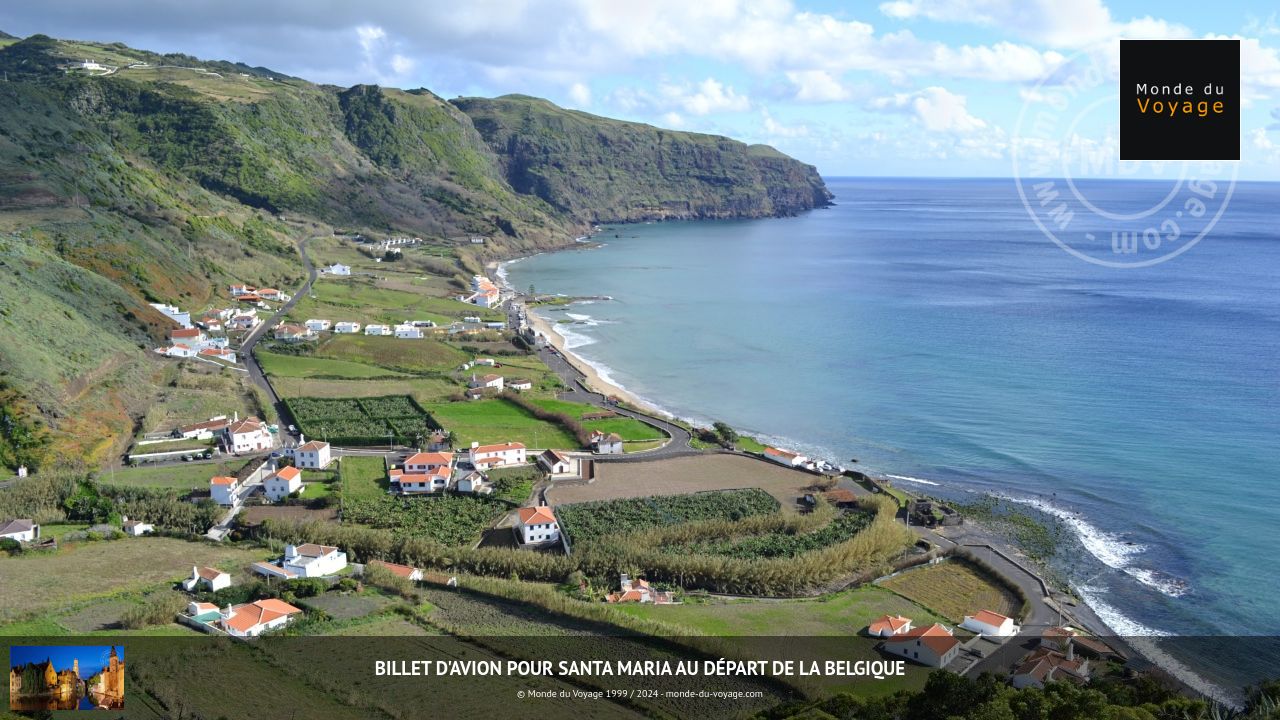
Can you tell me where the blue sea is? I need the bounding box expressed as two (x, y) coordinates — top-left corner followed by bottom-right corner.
(504, 177), (1280, 694)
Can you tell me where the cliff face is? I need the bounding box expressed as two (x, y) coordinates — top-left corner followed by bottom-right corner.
(453, 95), (833, 223)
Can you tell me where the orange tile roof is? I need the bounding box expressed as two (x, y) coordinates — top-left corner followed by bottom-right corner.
(868, 614), (912, 635)
(884, 623), (959, 655)
(222, 598), (302, 633)
(518, 506), (557, 525)
(210, 476), (237, 485)
(197, 567), (226, 580)
(273, 466), (301, 482)
(369, 559), (418, 578)
(765, 447), (799, 459)
(970, 609), (1012, 627)
(472, 441), (525, 454)
(404, 452), (452, 467)
(297, 440), (329, 451)
(293, 543), (337, 557)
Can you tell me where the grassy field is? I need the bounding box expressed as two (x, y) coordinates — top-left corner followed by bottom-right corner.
(258, 351), (408, 379)
(314, 334), (469, 373)
(550, 454), (820, 507)
(530, 398), (665, 440)
(0, 537), (270, 623)
(140, 362), (259, 435)
(285, 278), (504, 329)
(271, 376), (461, 404)
(98, 458), (252, 490)
(879, 559), (1022, 623)
(427, 399), (578, 448)
(321, 615), (438, 636)
(339, 456), (389, 501)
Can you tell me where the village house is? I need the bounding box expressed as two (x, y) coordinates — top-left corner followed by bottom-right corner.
(324, 263), (352, 276)
(960, 609), (1018, 637)
(590, 430), (624, 455)
(455, 470), (490, 494)
(606, 573), (676, 604)
(263, 466), (303, 501)
(304, 319), (331, 332)
(218, 598), (304, 638)
(199, 347), (238, 364)
(516, 505), (560, 545)
(150, 302), (192, 328)
(461, 275), (502, 307)
(209, 476), (241, 506)
(882, 623), (961, 668)
(764, 446), (808, 468)
(170, 327), (206, 348)
(273, 323), (314, 342)
(229, 312), (259, 332)
(394, 323), (424, 339)
(121, 516), (154, 536)
(223, 416), (272, 454)
(469, 373), (504, 390)
(0, 519), (39, 542)
(257, 288), (289, 302)
(229, 283), (257, 297)
(364, 323), (393, 336)
(426, 430), (450, 451)
(507, 378), (533, 391)
(1011, 642), (1091, 689)
(158, 345), (198, 359)
(409, 320), (436, 328)
(465, 387), (488, 401)
(867, 614), (914, 638)
(473, 358), (497, 367)
(367, 559), (423, 582)
(404, 451), (453, 474)
(468, 441), (526, 469)
(537, 449), (573, 474)
(334, 321), (361, 334)
(390, 451), (454, 494)
(182, 566), (232, 593)
(253, 543), (348, 579)
(292, 439), (332, 469)
(175, 417), (230, 440)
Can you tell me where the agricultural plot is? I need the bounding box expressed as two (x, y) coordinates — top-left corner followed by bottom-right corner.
(257, 351), (408, 379)
(272, 376), (460, 404)
(301, 592), (396, 621)
(553, 454), (822, 507)
(338, 455), (389, 501)
(342, 494), (507, 546)
(426, 398), (578, 448)
(314, 334), (468, 373)
(657, 509), (875, 559)
(555, 489), (780, 546)
(879, 559), (1022, 623)
(286, 394), (438, 445)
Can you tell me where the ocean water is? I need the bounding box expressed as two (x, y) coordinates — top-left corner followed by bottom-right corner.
(504, 177), (1280, 691)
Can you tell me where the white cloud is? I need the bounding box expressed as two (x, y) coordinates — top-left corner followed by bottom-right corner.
(612, 78), (750, 117)
(661, 111), (686, 128)
(761, 108), (809, 137)
(786, 70), (852, 101)
(1251, 127), (1274, 150)
(568, 81), (592, 107)
(871, 86), (987, 133)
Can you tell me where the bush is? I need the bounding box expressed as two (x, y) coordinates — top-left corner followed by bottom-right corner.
(0, 538), (21, 555)
(121, 593), (186, 629)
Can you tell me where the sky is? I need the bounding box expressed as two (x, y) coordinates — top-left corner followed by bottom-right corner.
(9, 645), (122, 678)
(4, 0), (1280, 179)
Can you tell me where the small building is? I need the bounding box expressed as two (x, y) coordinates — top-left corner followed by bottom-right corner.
(606, 573), (675, 604)
(1011, 642), (1091, 689)
(507, 378), (533, 391)
(254, 543), (347, 579)
(264, 466), (303, 501)
(589, 430), (624, 455)
(867, 614), (913, 638)
(209, 476), (242, 506)
(516, 505), (559, 545)
(174, 416), (229, 441)
(882, 623), (961, 668)
(404, 451), (453, 474)
(764, 446), (808, 468)
(960, 609), (1018, 637)
(273, 323), (315, 342)
(224, 416), (272, 454)
(537, 449), (572, 474)
(334, 321), (361, 334)
(473, 358), (497, 367)
(0, 519), (39, 543)
(170, 327), (206, 348)
(393, 470), (451, 494)
(364, 324), (392, 336)
(367, 559), (423, 582)
(182, 566), (232, 593)
(199, 347), (239, 364)
(121, 516), (154, 537)
(150, 302), (192, 328)
(158, 345), (198, 359)
(324, 263), (352, 276)
(219, 598), (303, 638)
(257, 288), (289, 301)
(394, 324), (424, 339)
(304, 319), (331, 332)
(292, 440), (332, 469)
(469, 373), (504, 390)
(455, 470), (490, 494)
(468, 441), (526, 469)
(229, 284), (257, 297)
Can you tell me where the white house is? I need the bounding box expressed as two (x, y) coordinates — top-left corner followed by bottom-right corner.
(404, 451), (453, 474)
(219, 598), (303, 638)
(158, 345), (198, 359)
(334, 321), (361, 334)
(606, 573), (675, 604)
(121, 516), (154, 536)
(224, 416), (272, 454)
(182, 566), (232, 593)
(960, 609), (1019, 637)
(263, 466), (303, 501)
(393, 470), (451, 494)
(516, 505), (559, 545)
(292, 440), (332, 469)
(367, 559), (423, 582)
(0, 519), (39, 543)
(507, 378), (533, 391)
(254, 543), (347, 579)
(1011, 643), (1091, 689)
(473, 358), (497, 367)
(364, 324), (392, 336)
(305, 319), (331, 332)
(209, 476), (241, 506)
(325, 263), (351, 276)
(468, 441), (526, 469)
(394, 324), (423, 339)
(764, 447), (808, 467)
(170, 327), (206, 348)
(455, 470), (490, 494)
(150, 303), (192, 328)
(469, 373), (504, 390)
(867, 614), (914, 638)
(537, 449), (573, 474)
(590, 431), (624, 455)
(882, 623), (962, 668)
(257, 288), (289, 302)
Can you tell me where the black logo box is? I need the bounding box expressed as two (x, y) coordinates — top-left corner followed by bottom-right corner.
(1120, 39), (1240, 161)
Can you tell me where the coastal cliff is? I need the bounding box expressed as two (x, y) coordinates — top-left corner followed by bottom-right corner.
(454, 95), (833, 222)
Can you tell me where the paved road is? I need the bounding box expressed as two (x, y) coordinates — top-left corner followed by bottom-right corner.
(240, 237), (318, 442)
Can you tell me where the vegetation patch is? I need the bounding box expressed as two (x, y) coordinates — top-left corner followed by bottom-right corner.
(879, 558), (1022, 623)
(342, 493), (508, 547)
(425, 398), (577, 448)
(556, 489), (780, 546)
(285, 394), (438, 446)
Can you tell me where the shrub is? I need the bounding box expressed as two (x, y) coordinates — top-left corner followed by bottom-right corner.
(121, 593), (186, 629)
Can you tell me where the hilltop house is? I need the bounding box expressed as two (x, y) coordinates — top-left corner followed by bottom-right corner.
(764, 447), (808, 468)
(263, 466), (303, 501)
(537, 449), (573, 474)
(223, 416), (272, 454)
(273, 323), (314, 342)
(960, 610), (1018, 637)
(469, 373), (504, 390)
(468, 441), (526, 469)
(324, 263), (351, 276)
(292, 440), (332, 469)
(334, 321), (361, 334)
(121, 516), (154, 536)
(229, 283), (256, 297)
(606, 574), (675, 604)
(157, 345), (198, 359)
(253, 543), (347, 579)
(170, 327), (206, 348)
(182, 566), (232, 593)
(304, 319), (331, 332)
(516, 505), (559, 545)
(209, 476), (241, 506)
(0, 519), (38, 542)
(867, 614), (914, 638)
(394, 324), (423, 339)
(882, 623), (961, 668)
(364, 324), (393, 336)
(200, 347), (238, 363)
(176, 417), (230, 440)
(218, 598), (304, 638)
(367, 559), (423, 582)
(589, 431), (624, 455)
(257, 288), (289, 302)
